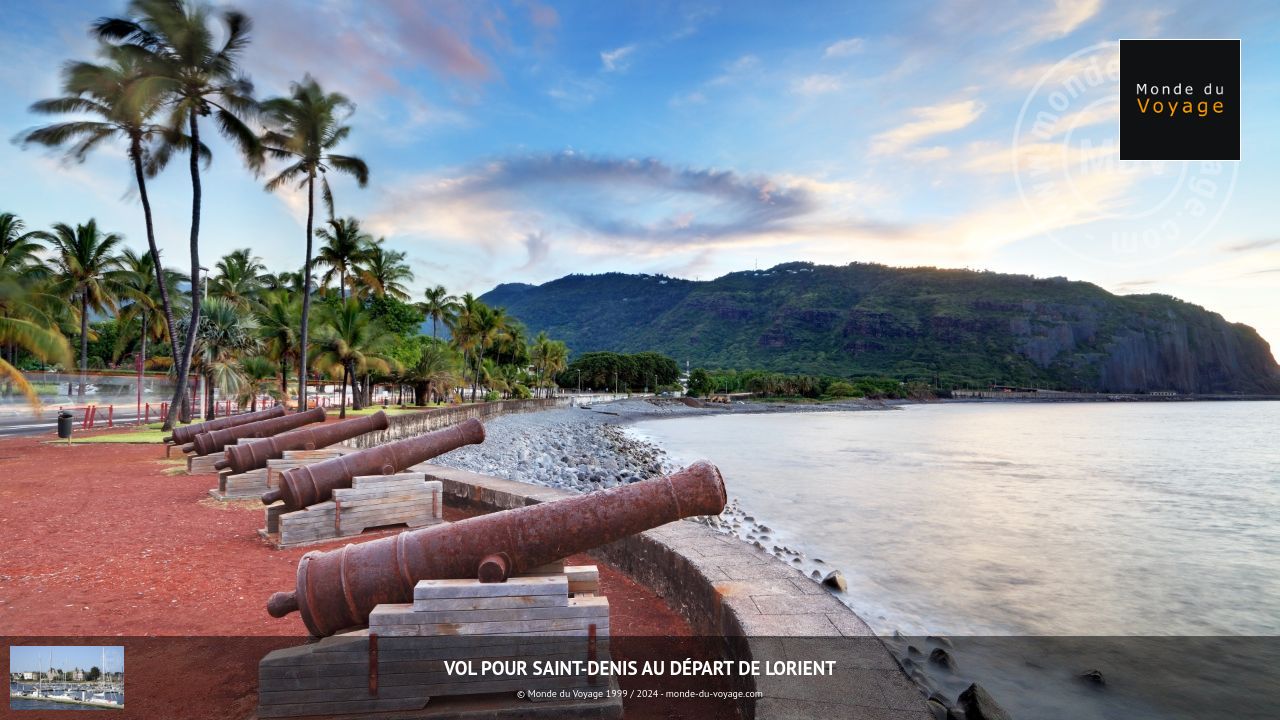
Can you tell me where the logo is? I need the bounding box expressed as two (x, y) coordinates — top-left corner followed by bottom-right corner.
(1120, 39), (1240, 161)
(1013, 42), (1238, 267)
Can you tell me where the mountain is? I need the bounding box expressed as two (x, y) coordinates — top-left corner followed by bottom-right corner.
(480, 262), (1280, 394)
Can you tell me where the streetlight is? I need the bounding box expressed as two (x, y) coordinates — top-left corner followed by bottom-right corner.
(199, 265), (210, 299)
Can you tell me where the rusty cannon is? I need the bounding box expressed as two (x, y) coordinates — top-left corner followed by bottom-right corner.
(164, 405), (285, 445)
(261, 418), (486, 510)
(214, 410), (391, 473)
(184, 406), (327, 456)
(267, 460), (726, 636)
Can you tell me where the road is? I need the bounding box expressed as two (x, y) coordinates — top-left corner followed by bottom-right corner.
(0, 405), (156, 439)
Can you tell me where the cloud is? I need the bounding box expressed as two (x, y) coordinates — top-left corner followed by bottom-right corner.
(870, 99), (985, 155)
(1221, 238), (1280, 253)
(791, 74), (842, 96)
(824, 37), (864, 58)
(600, 45), (636, 72)
(519, 231), (551, 270)
(1031, 0), (1103, 41)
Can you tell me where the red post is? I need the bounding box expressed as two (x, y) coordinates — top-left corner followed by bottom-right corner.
(108, 405), (114, 428)
(145, 402), (150, 424)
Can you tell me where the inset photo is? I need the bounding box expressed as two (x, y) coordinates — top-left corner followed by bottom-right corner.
(9, 646), (124, 711)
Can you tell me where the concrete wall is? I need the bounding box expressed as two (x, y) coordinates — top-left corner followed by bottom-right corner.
(415, 463), (930, 720)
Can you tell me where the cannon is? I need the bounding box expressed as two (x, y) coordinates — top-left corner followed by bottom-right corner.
(164, 405), (285, 445)
(261, 418), (485, 509)
(267, 460), (726, 636)
(214, 410), (391, 473)
(184, 406), (327, 456)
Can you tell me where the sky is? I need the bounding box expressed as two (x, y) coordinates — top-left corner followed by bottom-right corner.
(1, 0), (1278, 352)
(10, 645), (124, 674)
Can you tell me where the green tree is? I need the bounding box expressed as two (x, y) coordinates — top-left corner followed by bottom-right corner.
(687, 368), (713, 397)
(182, 296), (260, 419)
(255, 290), (299, 400)
(313, 217), (370, 301)
(20, 43), (197, 397)
(210, 248), (266, 308)
(259, 76), (369, 411)
(311, 298), (390, 418)
(112, 248), (184, 370)
(419, 285), (456, 341)
(237, 354), (282, 411)
(355, 238), (413, 301)
(95, 0), (262, 428)
(1, 213), (55, 374)
(0, 276), (72, 410)
(46, 219), (127, 398)
(407, 338), (461, 406)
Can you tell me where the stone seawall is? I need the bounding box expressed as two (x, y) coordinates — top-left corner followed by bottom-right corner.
(415, 462), (930, 720)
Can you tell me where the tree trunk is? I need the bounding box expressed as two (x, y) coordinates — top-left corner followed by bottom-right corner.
(205, 371), (215, 420)
(279, 356), (289, 400)
(298, 173), (315, 412)
(78, 293), (88, 399)
(349, 363), (361, 411)
(338, 363), (348, 420)
(339, 270), (345, 302)
(131, 136), (178, 430)
(165, 113), (204, 429)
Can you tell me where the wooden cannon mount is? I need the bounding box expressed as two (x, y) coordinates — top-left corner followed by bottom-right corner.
(208, 412), (391, 501)
(254, 564), (618, 719)
(253, 461), (726, 718)
(255, 419), (487, 548)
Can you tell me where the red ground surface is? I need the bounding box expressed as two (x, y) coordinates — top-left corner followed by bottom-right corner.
(1, 427), (730, 719)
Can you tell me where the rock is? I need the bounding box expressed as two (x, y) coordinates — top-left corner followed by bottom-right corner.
(821, 570), (847, 592)
(956, 683), (1010, 720)
(1078, 669), (1106, 687)
(811, 570), (822, 581)
(927, 635), (953, 648)
(945, 708), (968, 720)
(926, 699), (950, 720)
(907, 645), (923, 658)
(929, 648), (957, 671)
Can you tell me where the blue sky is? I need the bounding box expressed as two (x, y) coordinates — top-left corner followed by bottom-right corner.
(10, 645), (124, 674)
(2, 0), (1279, 352)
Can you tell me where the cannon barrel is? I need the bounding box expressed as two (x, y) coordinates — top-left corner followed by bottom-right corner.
(164, 405), (285, 444)
(184, 407), (327, 456)
(261, 418), (486, 509)
(214, 411), (391, 473)
(267, 460), (726, 636)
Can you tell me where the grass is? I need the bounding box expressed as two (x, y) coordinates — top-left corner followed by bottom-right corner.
(343, 405), (440, 416)
(50, 427), (169, 444)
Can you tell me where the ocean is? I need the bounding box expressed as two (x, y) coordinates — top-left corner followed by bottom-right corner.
(629, 401), (1280, 718)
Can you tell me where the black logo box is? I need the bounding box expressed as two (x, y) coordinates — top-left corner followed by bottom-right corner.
(1120, 39), (1240, 161)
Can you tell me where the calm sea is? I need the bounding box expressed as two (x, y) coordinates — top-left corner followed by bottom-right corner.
(630, 402), (1280, 718)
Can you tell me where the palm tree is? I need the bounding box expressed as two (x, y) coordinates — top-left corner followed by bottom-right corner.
(113, 248), (184, 374)
(355, 238), (413, 300)
(311, 298), (390, 419)
(21, 43), (204, 400)
(182, 296), (260, 419)
(256, 290), (299, 400)
(0, 276), (72, 411)
(530, 332), (569, 398)
(1, 213), (53, 370)
(46, 220), (127, 398)
(210, 248), (265, 308)
(313, 217), (371, 301)
(0, 213), (50, 278)
(409, 339), (461, 406)
(448, 293), (484, 401)
(259, 76), (369, 412)
(95, 0), (261, 429)
(237, 355), (281, 411)
(419, 285), (457, 341)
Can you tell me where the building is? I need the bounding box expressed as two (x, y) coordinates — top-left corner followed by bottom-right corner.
(73, 668), (85, 681)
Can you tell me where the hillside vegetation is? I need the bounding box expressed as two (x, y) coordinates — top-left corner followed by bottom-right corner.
(481, 262), (1280, 394)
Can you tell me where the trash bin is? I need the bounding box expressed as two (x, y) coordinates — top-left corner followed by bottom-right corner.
(57, 411), (74, 439)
